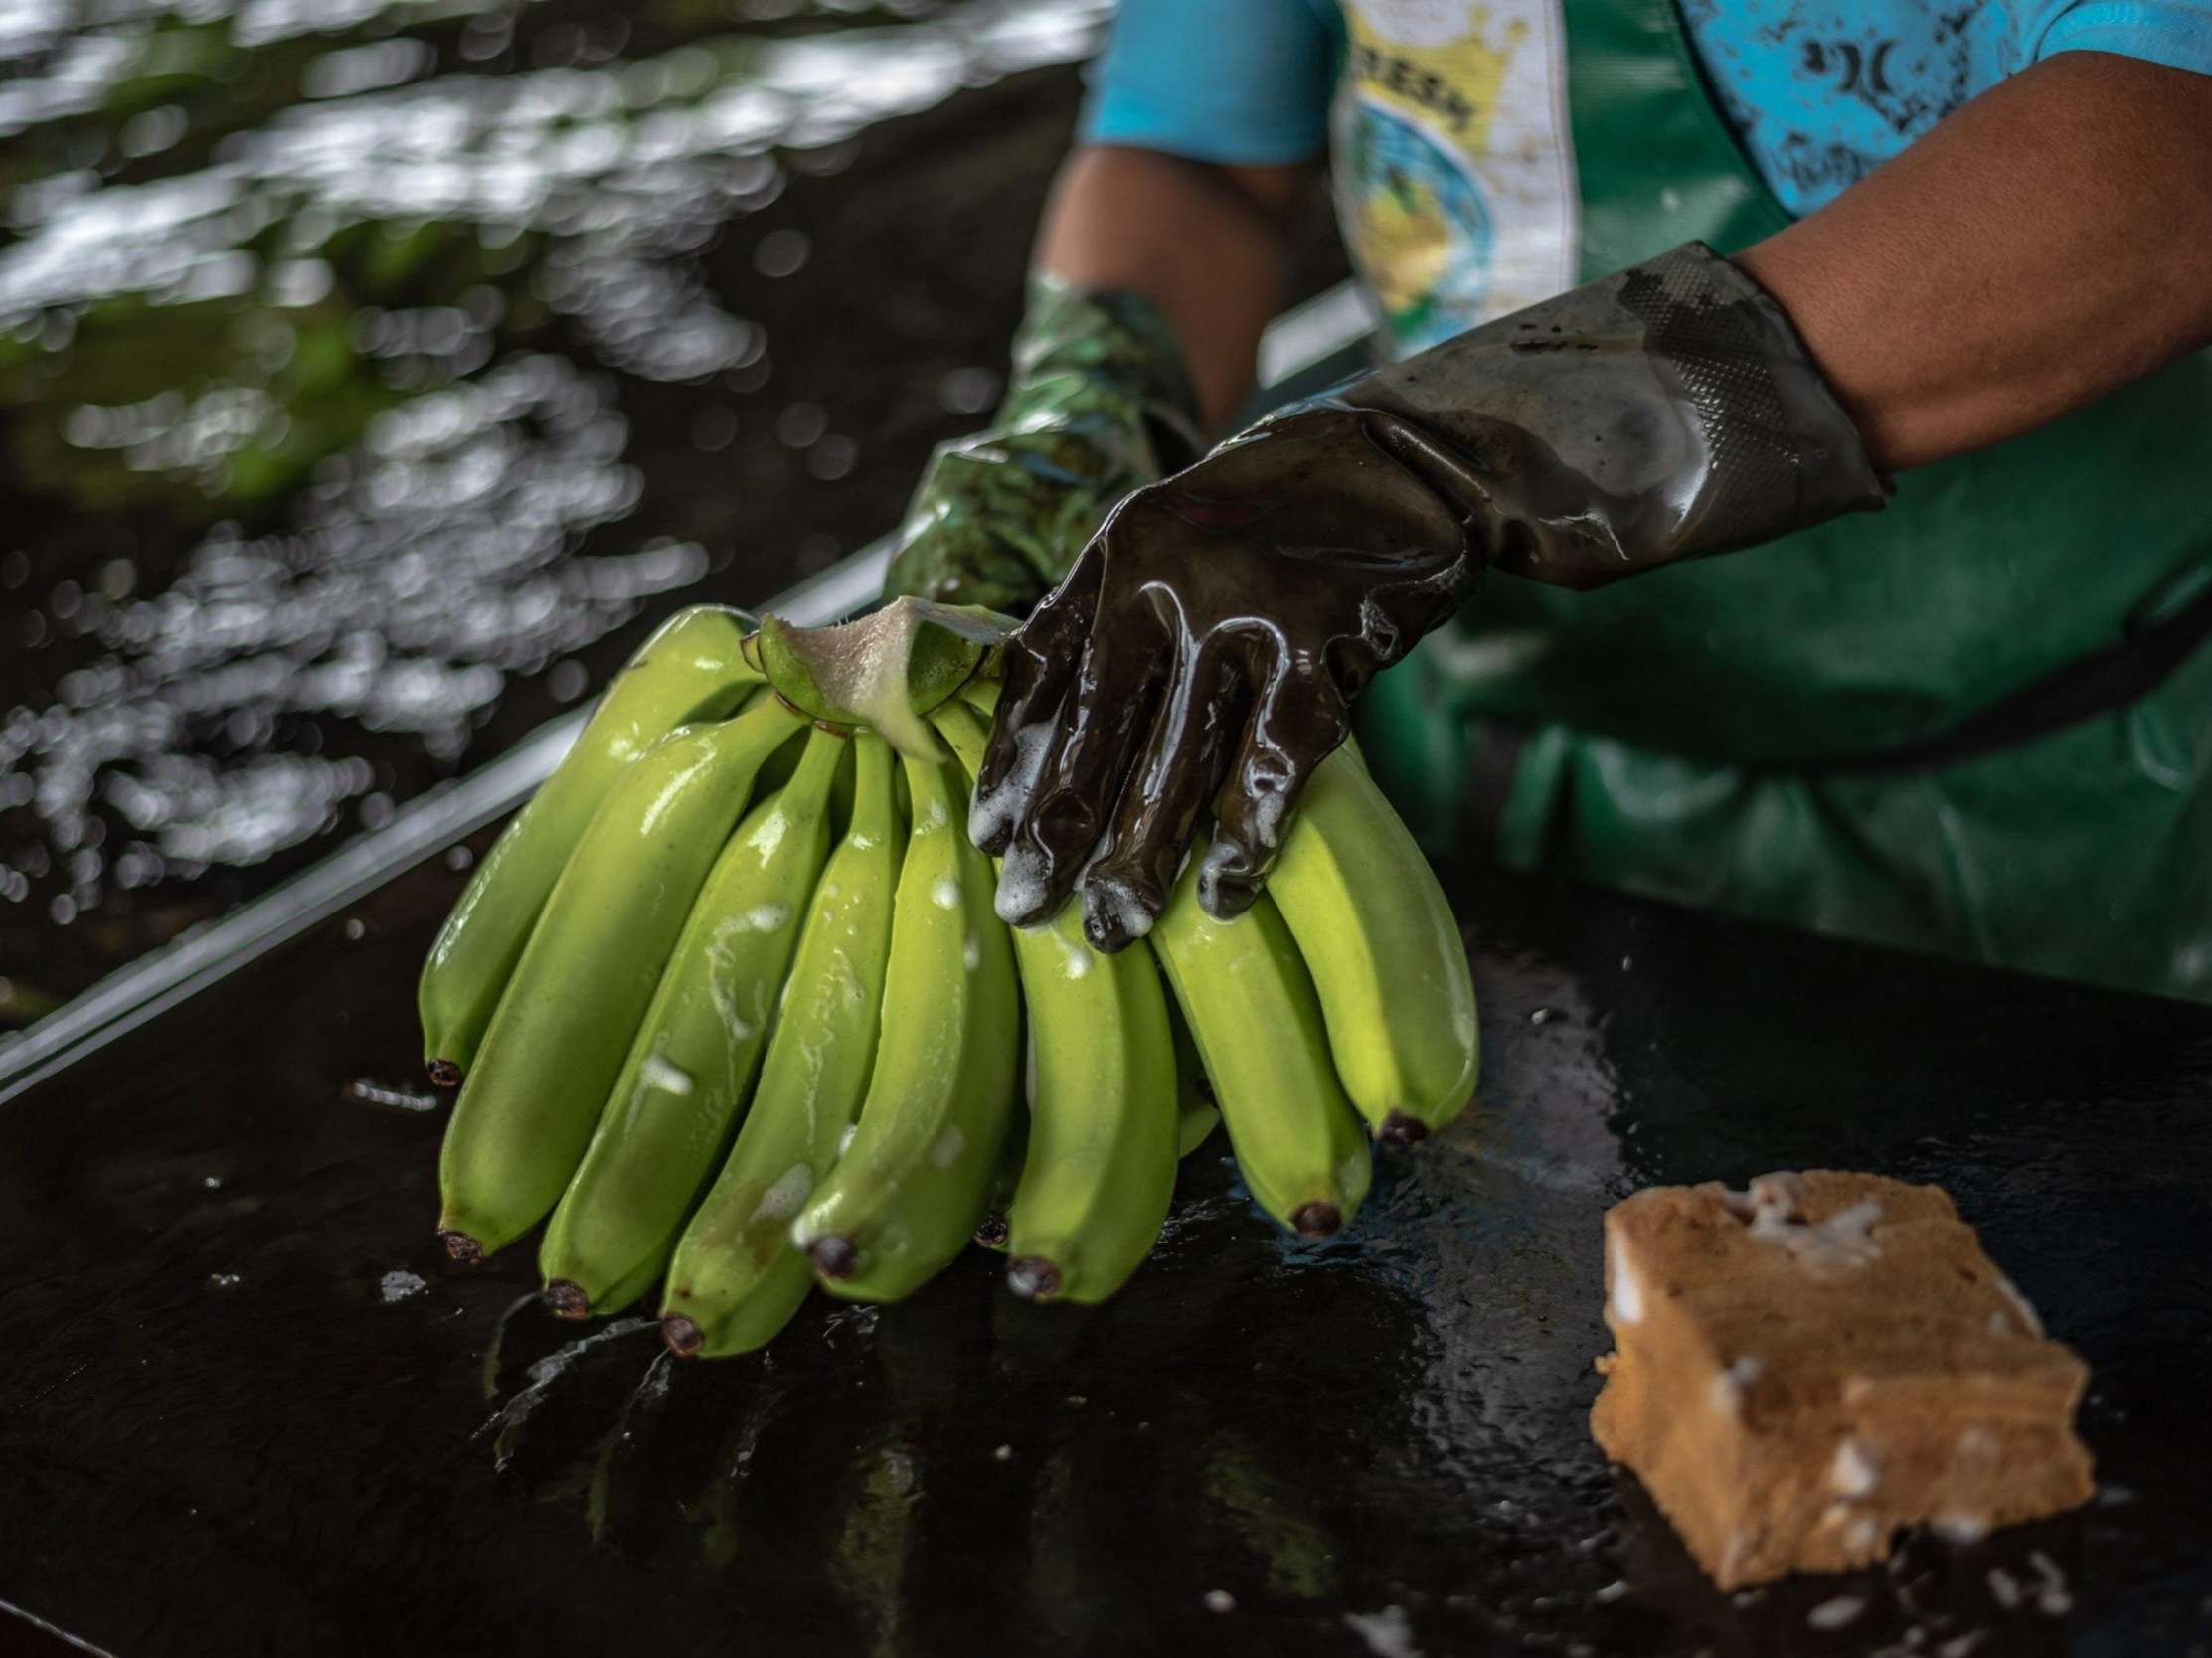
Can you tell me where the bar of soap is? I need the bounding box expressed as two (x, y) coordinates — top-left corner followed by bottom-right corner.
(1590, 1170), (2094, 1589)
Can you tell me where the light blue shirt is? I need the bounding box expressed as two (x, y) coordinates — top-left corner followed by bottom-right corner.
(1085, 0), (2212, 217)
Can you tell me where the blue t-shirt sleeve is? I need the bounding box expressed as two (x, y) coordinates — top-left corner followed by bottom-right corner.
(2030, 1), (2212, 73)
(1081, 0), (1342, 166)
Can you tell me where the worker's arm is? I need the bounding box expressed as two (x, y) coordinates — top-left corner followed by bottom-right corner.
(972, 55), (2212, 948)
(1033, 145), (1311, 433)
(883, 0), (1332, 610)
(1738, 51), (2212, 472)
(881, 145), (1311, 609)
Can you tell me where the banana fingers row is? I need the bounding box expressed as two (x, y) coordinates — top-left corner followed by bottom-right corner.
(419, 605), (1479, 1358)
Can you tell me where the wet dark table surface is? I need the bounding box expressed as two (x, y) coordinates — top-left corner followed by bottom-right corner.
(3, 845), (2210, 1658)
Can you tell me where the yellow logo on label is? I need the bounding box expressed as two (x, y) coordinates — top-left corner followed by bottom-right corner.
(1345, 3), (1526, 150)
(1359, 175), (1454, 319)
(1336, 0), (1578, 351)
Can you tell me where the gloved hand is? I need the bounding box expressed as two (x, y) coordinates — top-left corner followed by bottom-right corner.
(972, 241), (1890, 950)
(884, 276), (1203, 612)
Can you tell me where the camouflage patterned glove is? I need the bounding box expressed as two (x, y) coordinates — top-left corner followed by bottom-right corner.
(884, 277), (1202, 612)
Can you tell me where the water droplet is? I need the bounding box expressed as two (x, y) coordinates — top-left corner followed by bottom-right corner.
(207, 1272), (242, 1290)
(547, 659), (589, 702)
(691, 406), (738, 452)
(344, 1079), (439, 1113)
(774, 402), (827, 449)
(1203, 1591), (1236, 1614)
(806, 435), (856, 481)
(641, 1054), (694, 1096)
(752, 228), (809, 278)
(380, 1269), (426, 1302)
(937, 366), (1000, 415)
(1529, 1006), (1563, 1026)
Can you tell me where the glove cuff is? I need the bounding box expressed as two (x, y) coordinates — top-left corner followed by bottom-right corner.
(1001, 275), (1205, 473)
(1328, 241), (1891, 588)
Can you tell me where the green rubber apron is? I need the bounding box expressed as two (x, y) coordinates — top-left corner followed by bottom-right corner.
(1351, 0), (2212, 1002)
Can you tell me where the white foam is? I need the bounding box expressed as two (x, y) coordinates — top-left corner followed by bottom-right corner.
(747, 813), (787, 860)
(1196, 838), (1245, 907)
(1081, 872), (1153, 942)
(1607, 1233), (1644, 1325)
(749, 1162), (813, 1223)
(1805, 1595), (1863, 1631)
(968, 721), (1052, 847)
(1731, 1175), (1882, 1275)
(379, 1269), (426, 1303)
(1247, 781), (1288, 852)
(1709, 1354), (1763, 1415)
(963, 934), (981, 972)
(995, 842), (1049, 925)
(2027, 1551), (2071, 1615)
(1830, 1437), (1879, 1497)
(641, 1054), (694, 1097)
(1060, 932), (1093, 979)
(1932, 1512), (1989, 1544)
(931, 875), (961, 911)
(1342, 1606), (1419, 1658)
(1993, 1270), (2046, 1337)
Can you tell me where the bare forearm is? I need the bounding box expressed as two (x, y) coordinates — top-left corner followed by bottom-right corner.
(1738, 52), (2212, 473)
(1035, 144), (1309, 431)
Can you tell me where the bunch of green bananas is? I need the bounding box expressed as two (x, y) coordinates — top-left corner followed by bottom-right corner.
(420, 602), (1478, 1358)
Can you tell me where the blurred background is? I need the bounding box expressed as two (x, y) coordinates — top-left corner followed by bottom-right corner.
(0, 0), (1347, 1030)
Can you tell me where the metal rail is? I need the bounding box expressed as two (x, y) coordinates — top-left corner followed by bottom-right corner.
(0, 283), (1372, 1103)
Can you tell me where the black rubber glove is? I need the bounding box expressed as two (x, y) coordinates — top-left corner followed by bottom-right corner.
(973, 241), (1890, 950)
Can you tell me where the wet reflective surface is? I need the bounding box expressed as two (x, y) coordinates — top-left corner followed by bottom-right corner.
(0, 0), (1116, 1013)
(4, 851), (2208, 1656)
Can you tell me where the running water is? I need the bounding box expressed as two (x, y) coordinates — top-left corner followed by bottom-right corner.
(0, 0), (1115, 1016)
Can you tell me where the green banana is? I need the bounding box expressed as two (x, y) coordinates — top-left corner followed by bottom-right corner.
(1150, 838), (1372, 1238)
(933, 699), (1178, 1304)
(1169, 997), (1221, 1158)
(435, 697), (806, 1263)
(1267, 745), (1478, 1146)
(971, 1106), (1028, 1251)
(789, 746), (1019, 1301)
(537, 725), (851, 1318)
(659, 733), (907, 1359)
(419, 604), (761, 1085)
